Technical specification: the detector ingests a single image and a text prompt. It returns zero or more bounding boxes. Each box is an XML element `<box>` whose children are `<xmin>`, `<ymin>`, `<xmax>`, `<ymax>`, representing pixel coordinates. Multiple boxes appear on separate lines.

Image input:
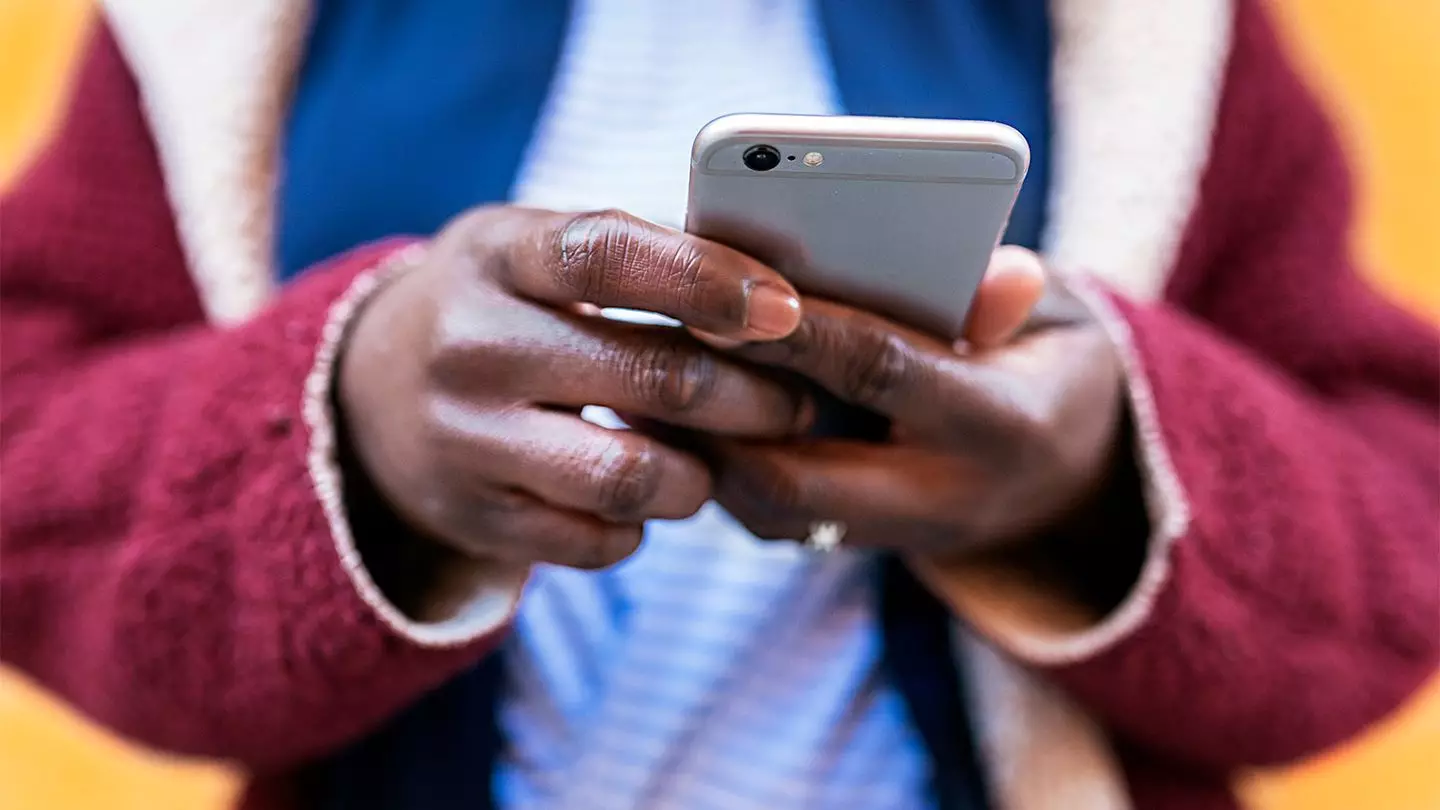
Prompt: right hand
<box><xmin>339</xmin><ymin>207</ymin><xmax>810</xmax><ymax>571</ymax></box>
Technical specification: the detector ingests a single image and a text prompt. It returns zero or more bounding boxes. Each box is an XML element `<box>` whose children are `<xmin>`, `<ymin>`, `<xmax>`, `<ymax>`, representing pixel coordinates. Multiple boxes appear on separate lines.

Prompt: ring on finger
<box><xmin>804</xmin><ymin>520</ymin><xmax>847</xmax><ymax>553</ymax></box>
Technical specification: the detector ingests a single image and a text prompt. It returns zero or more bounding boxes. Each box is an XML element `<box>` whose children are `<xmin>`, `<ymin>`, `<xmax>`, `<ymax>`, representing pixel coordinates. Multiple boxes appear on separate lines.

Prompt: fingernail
<box><xmin>746</xmin><ymin>283</ymin><xmax>801</xmax><ymax>338</ymax></box>
<box><xmin>989</xmin><ymin>245</ymin><xmax>1047</xmax><ymax>285</ymax></box>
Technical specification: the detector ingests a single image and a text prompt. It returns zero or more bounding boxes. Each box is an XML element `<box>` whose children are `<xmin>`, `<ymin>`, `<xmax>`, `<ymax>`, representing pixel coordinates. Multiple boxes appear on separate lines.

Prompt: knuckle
<box><xmin>650</xmin><ymin>235</ymin><xmax>707</xmax><ymax>289</ymax></box>
<box><xmin>416</xmin><ymin>396</ymin><xmax>466</xmax><ymax>471</ymax></box>
<box><xmin>842</xmin><ymin>329</ymin><xmax>911</xmax><ymax>407</ymax></box>
<box><xmin>447</xmin><ymin>206</ymin><xmax>519</xmax><ymax>281</ymax></box>
<box><xmin>424</xmin><ymin>331</ymin><xmax>489</xmax><ymax>393</ymax></box>
<box><xmin>656</xmin><ymin>239</ymin><xmax>738</xmax><ymax>322</ymax></box>
<box><xmin>552</xmin><ymin>209</ymin><xmax>635</xmax><ymax>301</ymax></box>
<box><xmin>414</xmin><ymin>400</ymin><xmax>493</xmax><ymax>498</ymax></box>
<box><xmin>587</xmin><ymin>439</ymin><xmax>663</xmax><ymax>517</ymax></box>
<box><xmin>421</xmin><ymin>289</ymin><xmax>545</xmax><ymax>398</ymax></box>
<box><xmin>429</xmin><ymin>338</ymin><xmax>527</xmax><ymax>397</ymax></box>
<box><xmin>670</xmin><ymin>241</ymin><xmax>710</xmax><ymax>295</ymax></box>
<box><xmin>447</xmin><ymin>203</ymin><xmax>507</xmax><ymax>237</ymax></box>
<box><xmin>623</xmin><ymin>341</ymin><xmax>718</xmax><ymax>414</ymax></box>
<box><xmin>403</xmin><ymin>399</ymin><xmax>531</xmax><ymax>555</ymax></box>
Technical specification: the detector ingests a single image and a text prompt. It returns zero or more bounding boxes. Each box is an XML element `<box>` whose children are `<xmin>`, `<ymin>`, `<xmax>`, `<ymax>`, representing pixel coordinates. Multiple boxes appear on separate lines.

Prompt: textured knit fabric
<box><xmin>1</xmin><ymin>3</ymin><xmax>1437</xmax><ymax>810</ymax></box>
<box><xmin>0</xmin><ymin>31</ymin><xmax>493</xmax><ymax>769</ymax></box>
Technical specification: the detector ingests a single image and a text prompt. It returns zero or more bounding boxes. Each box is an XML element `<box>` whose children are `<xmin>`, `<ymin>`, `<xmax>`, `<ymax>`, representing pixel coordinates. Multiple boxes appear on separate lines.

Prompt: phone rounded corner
<box><xmin>988</xmin><ymin>123</ymin><xmax>1031</xmax><ymax>181</ymax></box>
<box><xmin>691</xmin><ymin>113</ymin><xmax>751</xmax><ymax>170</ymax></box>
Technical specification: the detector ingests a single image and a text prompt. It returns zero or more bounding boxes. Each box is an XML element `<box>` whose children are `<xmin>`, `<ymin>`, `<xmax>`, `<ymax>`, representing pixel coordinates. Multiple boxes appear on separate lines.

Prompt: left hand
<box><xmin>689</xmin><ymin>247</ymin><xmax>1130</xmax><ymax>560</ymax></box>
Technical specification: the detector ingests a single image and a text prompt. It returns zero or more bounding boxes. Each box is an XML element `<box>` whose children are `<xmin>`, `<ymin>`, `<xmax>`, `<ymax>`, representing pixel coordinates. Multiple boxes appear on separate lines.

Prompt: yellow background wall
<box><xmin>0</xmin><ymin>1</ymin><xmax>1435</xmax><ymax>808</ymax></box>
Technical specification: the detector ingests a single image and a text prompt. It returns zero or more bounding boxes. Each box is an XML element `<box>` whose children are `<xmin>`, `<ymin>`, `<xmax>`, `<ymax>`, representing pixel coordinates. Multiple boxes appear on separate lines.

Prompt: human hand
<box><xmin>690</xmin><ymin>247</ymin><xmax>1130</xmax><ymax>560</ymax></box>
<box><xmin>338</xmin><ymin>207</ymin><xmax>812</xmax><ymax>574</ymax></box>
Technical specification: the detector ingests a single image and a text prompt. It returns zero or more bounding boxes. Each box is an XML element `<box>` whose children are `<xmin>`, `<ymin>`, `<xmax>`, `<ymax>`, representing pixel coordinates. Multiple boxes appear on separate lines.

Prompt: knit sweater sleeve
<box><xmin>0</xmin><ymin>27</ymin><xmax>516</xmax><ymax>772</ymax></box>
<box><xmin>927</xmin><ymin>0</ymin><xmax>1439</xmax><ymax>768</ymax></box>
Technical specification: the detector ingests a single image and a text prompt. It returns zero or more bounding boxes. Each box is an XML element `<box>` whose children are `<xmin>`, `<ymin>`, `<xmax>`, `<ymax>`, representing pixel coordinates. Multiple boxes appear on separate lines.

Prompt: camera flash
<box><xmin>802</xmin><ymin>151</ymin><xmax>824</xmax><ymax>167</ymax></box>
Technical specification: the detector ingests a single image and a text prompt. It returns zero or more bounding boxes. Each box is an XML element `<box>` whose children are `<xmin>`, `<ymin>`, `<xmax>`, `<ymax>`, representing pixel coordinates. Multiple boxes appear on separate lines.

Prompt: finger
<box><xmin>533</xmin><ymin>317</ymin><xmax>813</xmax><ymax>436</ymax></box>
<box><xmin>432</xmin><ymin>308</ymin><xmax>814</xmax><ymax>436</ymax></box>
<box><xmin>962</xmin><ymin>245</ymin><xmax>1046</xmax><ymax>349</ymax></box>
<box><xmin>728</xmin><ymin>298</ymin><xmax>953</xmax><ymax>424</ymax></box>
<box><xmin>729</xmin><ymin>296</ymin><xmax>1084</xmax><ymax>456</ymax></box>
<box><xmin>709</xmin><ymin>439</ymin><xmax>988</xmax><ymax>543</ymax></box>
<box><xmin>465</xmin><ymin>207</ymin><xmax>802</xmax><ymax>340</ymax></box>
<box><xmin>441</xmin><ymin>487</ymin><xmax>646</xmax><ymax>570</ymax></box>
<box><xmin>690</xmin><ymin>247</ymin><xmax>1045</xmax><ymax>354</ymax></box>
<box><xmin>429</xmin><ymin>401</ymin><xmax>713</xmax><ymax>522</ymax></box>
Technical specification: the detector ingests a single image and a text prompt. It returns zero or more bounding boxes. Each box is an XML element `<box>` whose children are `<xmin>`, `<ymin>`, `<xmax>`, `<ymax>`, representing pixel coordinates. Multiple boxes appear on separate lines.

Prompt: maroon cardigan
<box><xmin>2</xmin><ymin>4</ymin><xmax>1436</xmax><ymax>809</ymax></box>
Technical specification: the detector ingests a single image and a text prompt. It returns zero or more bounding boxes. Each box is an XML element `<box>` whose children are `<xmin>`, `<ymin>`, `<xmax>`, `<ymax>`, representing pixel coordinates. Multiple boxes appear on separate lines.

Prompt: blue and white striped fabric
<box><xmin>495</xmin><ymin>0</ymin><xmax>931</xmax><ymax>807</ymax></box>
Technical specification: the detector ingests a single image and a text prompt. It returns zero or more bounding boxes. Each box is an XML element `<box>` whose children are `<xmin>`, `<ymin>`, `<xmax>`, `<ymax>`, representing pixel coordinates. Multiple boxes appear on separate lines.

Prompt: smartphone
<box><xmin>685</xmin><ymin>113</ymin><xmax>1029</xmax><ymax>341</ymax></box>
<box><xmin>685</xmin><ymin>113</ymin><xmax>1029</xmax><ymax>438</ymax></box>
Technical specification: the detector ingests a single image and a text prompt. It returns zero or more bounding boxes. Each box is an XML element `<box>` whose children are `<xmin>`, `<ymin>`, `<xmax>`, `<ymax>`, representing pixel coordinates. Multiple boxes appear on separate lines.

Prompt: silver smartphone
<box><xmin>685</xmin><ymin>113</ymin><xmax>1029</xmax><ymax>341</ymax></box>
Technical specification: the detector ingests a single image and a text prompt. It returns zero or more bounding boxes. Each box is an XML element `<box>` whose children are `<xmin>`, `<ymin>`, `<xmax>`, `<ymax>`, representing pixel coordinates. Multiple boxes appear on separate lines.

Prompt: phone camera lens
<box><xmin>742</xmin><ymin>145</ymin><xmax>782</xmax><ymax>172</ymax></box>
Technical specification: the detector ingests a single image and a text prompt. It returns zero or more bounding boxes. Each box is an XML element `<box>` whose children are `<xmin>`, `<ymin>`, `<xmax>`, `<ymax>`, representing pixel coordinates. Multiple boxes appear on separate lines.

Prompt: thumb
<box><xmin>961</xmin><ymin>245</ymin><xmax>1046</xmax><ymax>349</ymax></box>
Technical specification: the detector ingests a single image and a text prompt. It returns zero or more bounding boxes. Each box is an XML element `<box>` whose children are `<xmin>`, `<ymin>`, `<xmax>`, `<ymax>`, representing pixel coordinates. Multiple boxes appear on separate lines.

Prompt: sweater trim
<box><xmin>1045</xmin><ymin>0</ymin><xmax>1232</xmax><ymax>300</ymax></box>
<box><xmin>101</xmin><ymin>0</ymin><xmax>310</xmax><ymax>324</ymax></box>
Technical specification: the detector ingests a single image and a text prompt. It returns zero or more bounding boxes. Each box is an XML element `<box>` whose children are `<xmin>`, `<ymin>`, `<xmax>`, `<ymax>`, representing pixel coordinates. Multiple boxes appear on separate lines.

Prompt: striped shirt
<box><xmin>494</xmin><ymin>0</ymin><xmax>931</xmax><ymax>807</ymax></box>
